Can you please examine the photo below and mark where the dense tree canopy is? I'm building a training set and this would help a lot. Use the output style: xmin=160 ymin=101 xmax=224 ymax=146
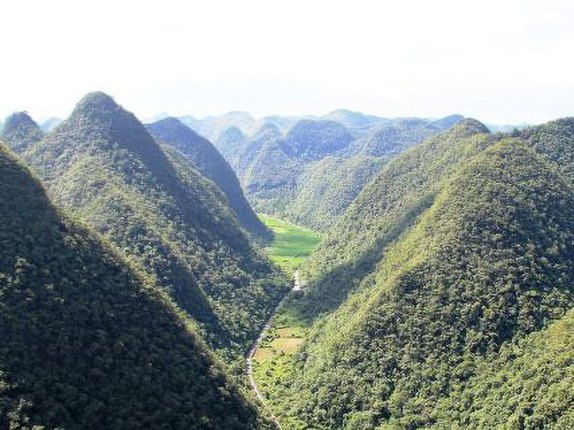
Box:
xmin=0 ymin=144 xmax=275 ymax=430
xmin=254 ymin=120 xmax=574 ymax=429
xmin=22 ymin=92 xmax=289 ymax=358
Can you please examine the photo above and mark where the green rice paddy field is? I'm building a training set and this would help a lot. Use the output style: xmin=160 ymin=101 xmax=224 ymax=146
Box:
xmin=259 ymin=214 xmax=322 ymax=273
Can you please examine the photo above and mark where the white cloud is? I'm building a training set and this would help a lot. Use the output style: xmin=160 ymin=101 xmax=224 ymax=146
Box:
xmin=1 ymin=0 xmax=573 ymax=124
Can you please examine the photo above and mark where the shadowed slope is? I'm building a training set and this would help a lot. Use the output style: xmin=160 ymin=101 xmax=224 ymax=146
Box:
xmin=0 ymin=145 xmax=274 ymax=430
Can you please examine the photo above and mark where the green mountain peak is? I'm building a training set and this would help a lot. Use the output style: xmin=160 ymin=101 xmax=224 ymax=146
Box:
xmin=1 ymin=111 xmax=43 ymax=153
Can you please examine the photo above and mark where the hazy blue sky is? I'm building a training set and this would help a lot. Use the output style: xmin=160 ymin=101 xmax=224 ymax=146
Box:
xmin=2 ymin=0 xmax=573 ymax=124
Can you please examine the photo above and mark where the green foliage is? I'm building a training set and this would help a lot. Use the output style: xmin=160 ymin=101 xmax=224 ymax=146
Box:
xmin=240 ymin=129 xmax=304 ymax=216
xmin=283 ymin=155 xmax=388 ymax=231
xmin=256 ymin=122 xmax=574 ymax=429
xmin=284 ymin=120 xmax=354 ymax=161
xmin=1 ymin=112 xmax=43 ymax=153
xmin=22 ymin=92 xmax=289 ymax=357
xmin=429 ymin=309 xmax=574 ymax=429
xmin=303 ymin=119 xmax=494 ymax=316
xmin=281 ymin=119 xmax=448 ymax=231
xmin=518 ymin=117 xmax=574 ymax=181
xmin=217 ymin=126 xmax=248 ymax=166
xmin=147 ymin=118 xmax=272 ymax=242
xmin=0 ymin=145 xmax=273 ymax=429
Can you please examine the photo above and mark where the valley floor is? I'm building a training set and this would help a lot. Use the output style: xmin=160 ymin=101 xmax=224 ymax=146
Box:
xmin=259 ymin=214 xmax=321 ymax=273
xmin=246 ymin=216 xmax=321 ymax=428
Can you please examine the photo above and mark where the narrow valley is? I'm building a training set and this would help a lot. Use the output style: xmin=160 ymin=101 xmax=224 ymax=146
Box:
xmin=245 ymin=216 xmax=321 ymax=427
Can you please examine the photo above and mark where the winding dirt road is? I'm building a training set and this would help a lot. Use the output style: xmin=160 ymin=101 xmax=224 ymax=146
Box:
xmin=245 ymin=270 xmax=302 ymax=429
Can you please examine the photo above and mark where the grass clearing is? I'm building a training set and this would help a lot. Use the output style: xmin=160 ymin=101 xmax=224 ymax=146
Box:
xmin=259 ymin=214 xmax=321 ymax=273
xmin=253 ymin=347 xmax=273 ymax=361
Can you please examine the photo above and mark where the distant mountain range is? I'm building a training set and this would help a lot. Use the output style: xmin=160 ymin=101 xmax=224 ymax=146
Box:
xmin=139 ymin=109 xmax=528 ymax=232
xmin=141 ymin=109 xmax=529 ymax=143
xmin=210 ymin=114 xmax=468 ymax=231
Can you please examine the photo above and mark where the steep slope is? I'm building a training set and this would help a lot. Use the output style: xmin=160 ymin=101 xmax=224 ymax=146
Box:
xmin=1 ymin=112 xmax=43 ymax=153
xmin=282 ymin=154 xmax=387 ymax=231
xmin=272 ymin=139 xmax=574 ymax=429
xmin=147 ymin=117 xmax=271 ymax=241
xmin=23 ymin=92 xmax=288 ymax=357
xmin=241 ymin=139 xmax=304 ymax=215
xmin=0 ymin=145 xmax=274 ymax=430
xmin=303 ymin=119 xmax=493 ymax=312
xmin=216 ymin=126 xmax=248 ymax=168
xmin=518 ymin=117 xmax=574 ymax=181
xmin=430 ymin=308 xmax=574 ymax=430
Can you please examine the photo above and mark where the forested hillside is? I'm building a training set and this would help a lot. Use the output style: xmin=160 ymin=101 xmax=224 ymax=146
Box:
xmin=518 ymin=117 xmax=574 ymax=181
xmin=1 ymin=112 xmax=43 ymax=153
xmin=0 ymin=145 xmax=275 ymax=430
xmin=147 ymin=117 xmax=271 ymax=241
xmin=5 ymin=91 xmax=572 ymax=430
xmin=429 ymin=307 xmax=574 ymax=429
xmin=259 ymin=134 xmax=574 ymax=429
xmin=304 ymin=119 xmax=493 ymax=310
xmin=22 ymin=92 xmax=289 ymax=358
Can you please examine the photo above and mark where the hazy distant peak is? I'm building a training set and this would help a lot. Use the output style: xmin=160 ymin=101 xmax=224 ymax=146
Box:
xmin=322 ymin=109 xmax=388 ymax=130
xmin=432 ymin=114 xmax=465 ymax=130
xmin=287 ymin=119 xmax=351 ymax=137
xmin=253 ymin=122 xmax=281 ymax=139
xmin=219 ymin=126 xmax=245 ymax=141
xmin=1 ymin=111 xmax=43 ymax=153
xmin=41 ymin=117 xmax=63 ymax=132
xmin=222 ymin=110 xmax=254 ymax=120
xmin=256 ymin=121 xmax=281 ymax=134
xmin=143 ymin=111 xmax=172 ymax=123
xmin=325 ymin=108 xmax=367 ymax=119
xmin=395 ymin=117 xmax=429 ymax=128
xmin=150 ymin=116 xmax=187 ymax=130
xmin=453 ymin=118 xmax=490 ymax=135
xmin=3 ymin=111 xmax=40 ymax=132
